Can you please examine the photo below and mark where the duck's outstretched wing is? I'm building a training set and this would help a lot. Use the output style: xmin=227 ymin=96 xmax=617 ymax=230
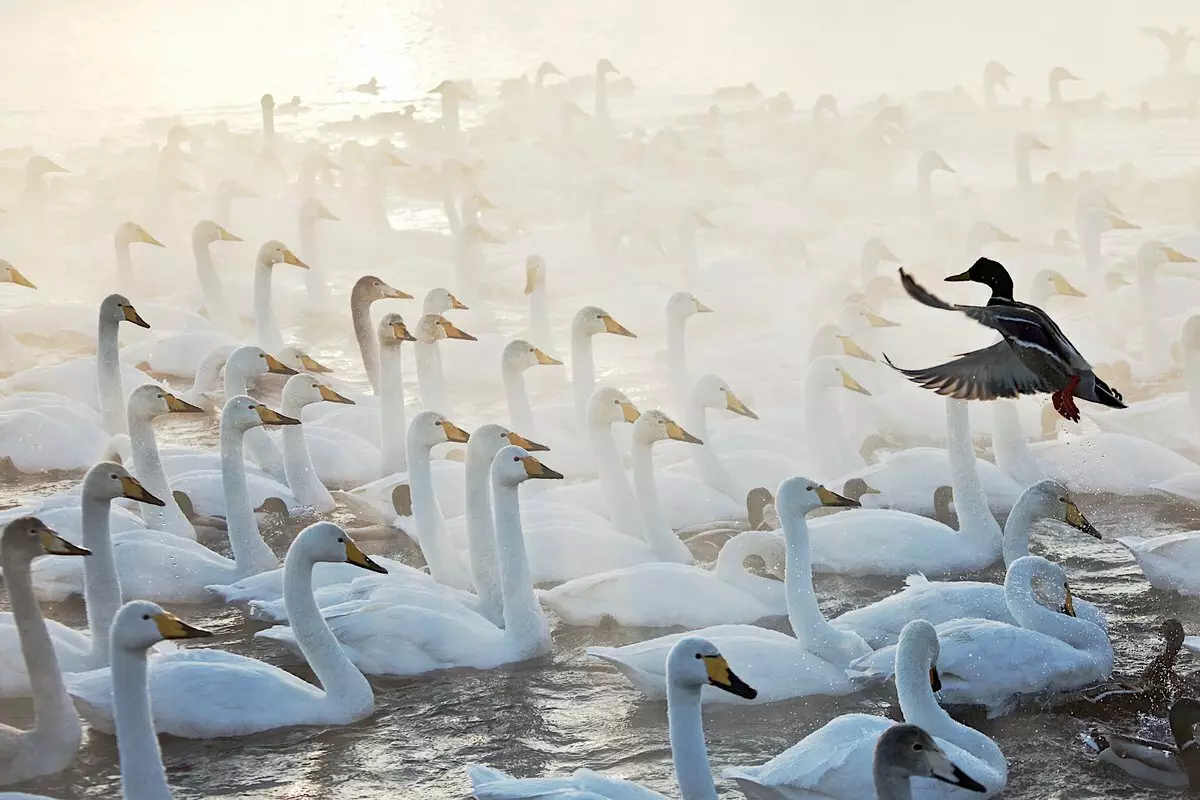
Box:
xmin=883 ymin=342 xmax=1057 ymax=400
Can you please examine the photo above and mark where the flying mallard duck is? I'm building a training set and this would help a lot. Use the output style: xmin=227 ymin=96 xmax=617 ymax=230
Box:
xmin=885 ymin=257 xmax=1126 ymax=422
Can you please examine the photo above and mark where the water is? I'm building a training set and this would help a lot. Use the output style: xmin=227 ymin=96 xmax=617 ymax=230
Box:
xmin=2 ymin=1 xmax=1200 ymax=797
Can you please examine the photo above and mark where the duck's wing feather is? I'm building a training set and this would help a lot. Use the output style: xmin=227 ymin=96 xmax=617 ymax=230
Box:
xmin=884 ymin=342 xmax=1058 ymax=400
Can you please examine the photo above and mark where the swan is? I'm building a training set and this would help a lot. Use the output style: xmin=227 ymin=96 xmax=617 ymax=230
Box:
xmin=378 ymin=313 xmax=416 ymax=474
xmin=259 ymin=446 xmax=562 ymax=676
xmin=523 ymin=254 xmax=555 ymax=352
xmin=851 ymin=556 xmax=1113 ymax=716
xmin=0 ymin=517 xmax=90 ymax=785
xmin=350 ymin=275 xmax=413 ymax=393
xmin=916 ymin=150 xmax=955 ymax=219
xmin=253 ymin=240 xmax=309 ymax=354
xmin=214 ymin=178 xmax=256 ymax=226
xmin=1014 ymin=133 xmax=1051 ymax=190
xmin=221 ymin=344 xmax=299 ymax=483
xmin=569 ymin=305 xmax=637 ymax=425
xmin=414 ymin=312 xmax=477 ymax=414
xmin=66 ymin=522 xmax=384 ymax=737
xmin=190 ymin=219 xmax=242 ymax=331
xmin=804 ymin=399 xmax=1004 ymax=577
xmin=114 ymin=221 xmax=165 ymax=289
xmin=593 ymin=58 xmax=620 ymax=127
xmin=297 ymin=198 xmax=340 ymax=304
xmin=501 ymin=338 xmax=562 ymax=438
xmin=666 ymin=291 xmax=713 ymax=410
xmin=722 ymin=619 xmax=1007 ymax=799
xmin=467 ymin=636 xmax=757 ymax=800
xmin=586 ymin=476 xmax=870 ymax=704
xmin=124 ymin=384 xmax=204 ymax=539
xmin=831 ymin=479 xmax=1106 ymax=648
xmin=1115 ymin=522 xmax=1200 ymax=595
xmin=983 ymin=60 xmax=1013 ymax=109
xmin=278 ymin=373 xmax=356 ymax=512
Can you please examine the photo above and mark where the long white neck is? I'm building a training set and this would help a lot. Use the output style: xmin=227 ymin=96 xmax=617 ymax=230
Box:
xmin=254 ymin=261 xmax=284 ymax=353
xmin=491 ymin=476 xmax=551 ymax=655
xmin=685 ymin=400 xmax=736 ymax=499
xmin=805 ymin=379 xmax=863 ymax=478
xmin=352 ymin=295 xmax=380 ymax=393
xmin=1000 ymin=491 xmax=1044 ymax=567
xmin=590 ymin=421 xmax=643 ymax=536
xmin=464 ymin=445 xmax=504 ymax=627
xmin=192 ymin=238 xmax=229 ymax=330
xmin=98 ymin=316 xmax=126 ymax=434
xmin=406 ymin=441 xmax=468 ymax=588
xmin=221 ymin=422 xmax=278 ymax=575
xmin=281 ymin=398 xmax=333 ymax=511
xmin=128 ymin=411 xmax=195 ymax=539
xmin=778 ymin=503 xmax=859 ymax=662
xmin=115 ymin=240 xmax=134 ymax=289
xmin=945 ymin=399 xmax=1002 ymax=545
xmin=442 ymin=186 xmax=463 ymax=237
xmin=630 ymin=436 xmax=693 ymax=563
xmin=503 ymin=364 xmax=536 ymax=438
xmin=298 ymin=219 xmax=327 ymax=304
xmin=80 ymin=494 xmax=122 ymax=665
xmin=667 ymin=314 xmax=689 ymax=411
xmin=666 ymin=680 xmax=716 ymax=800
xmin=415 ymin=340 xmax=450 ymax=414
xmin=283 ymin=543 xmax=375 ymax=716
xmin=984 ymin=76 xmax=1000 ymax=110
xmin=191 ymin=346 xmax=233 ymax=400
xmin=1006 ymin=561 xmax=1113 ymax=677
xmin=529 ymin=284 xmax=554 ymax=350
xmin=571 ymin=331 xmax=596 ymax=426
xmin=712 ymin=531 xmax=786 ymax=606
xmin=112 ymin=643 xmax=171 ymax=800
xmin=1137 ymin=261 xmax=1169 ymax=374
xmin=917 ymin=167 xmax=934 ymax=219
xmin=4 ymin=549 xmax=81 ymax=756
xmin=595 ymin=69 xmax=610 ymax=124
xmin=379 ymin=344 xmax=409 ymax=474
xmin=1015 ymin=146 xmax=1034 ymax=190
xmin=224 ymin=365 xmax=287 ymax=483
xmin=990 ymin=401 xmax=1045 ymax=486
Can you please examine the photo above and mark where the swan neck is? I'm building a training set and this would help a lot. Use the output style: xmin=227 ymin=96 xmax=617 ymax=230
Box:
xmin=254 ymin=262 xmax=282 ymax=353
xmin=352 ymin=292 xmax=380 ymax=393
xmin=379 ymin=343 xmax=409 ymax=474
xmin=805 ymin=377 xmax=862 ymax=476
xmin=406 ymin=441 xmax=463 ymax=585
xmin=115 ymin=240 xmax=133 ymax=288
xmin=221 ymin=422 xmax=277 ymax=574
xmin=666 ymin=680 xmax=717 ymax=800
xmin=112 ymin=645 xmax=172 ymax=800
xmin=129 ymin=411 xmax=192 ymax=538
xmin=492 ymin=477 xmax=550 ymax=648
xmin=631 ymin=438 xmax=691 ymax=562
xmin=465 ymin=447 xmax=504 ymax=625
xmin=687 ymin=403 xmax=735 ymax=498
xmin=81 ymin=494 xmax=121 ymax=662
xmin=414 ymin=340 xmax=448 ymax=413
xmin=990 ymin=401 xmax=1043 ymax=486
xmin=666 ymin=315 xmax=688 ymax=409
xmin=1015 ymin=147 xmax=1032 ymax=190
xmin=945 ymin=399 xmax=1001 ymax=543
xmin=97 ymin=315 xmax=126 ymax=434
xmin=571 ymin=328 xmax=596 ymax=425
xmin=529 ymin=284 xmax=553 ymax=347
xmin=590 ymin=422 xmax=642 ymax=537
xmin=503 ymin=364 xmax=536 ymax=437
xmin=192 ymin=238 xmax=226 ymax=323
xmin=779 ymin=505 xmax=840 ymax=653
xmin=281 ymin=396 xmax=332 ymax=511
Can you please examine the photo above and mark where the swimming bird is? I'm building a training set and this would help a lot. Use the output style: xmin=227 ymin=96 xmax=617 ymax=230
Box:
xmin=886 ymin=258 xmax=1126 ymax=421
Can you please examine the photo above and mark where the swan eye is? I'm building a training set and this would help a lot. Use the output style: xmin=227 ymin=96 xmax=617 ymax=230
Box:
xmin=513 ymin=456 xmax=520 ymax=462
xmin=337 ymin=537 xmax=344 ymax=543
xmin=110 ymin=473 xmax=118 ymax=479
xmin=912 ymin=743 xmax=923 ymax=751
xmin=807 ymin=485 xmax=814 ymax=491
xmin=694 ymin=653 xmax=702 ymax=659
xmin=435 ymin=421 xmax=442 ymax=426
xmin=142 ymin=614 xmax=150 ymax=620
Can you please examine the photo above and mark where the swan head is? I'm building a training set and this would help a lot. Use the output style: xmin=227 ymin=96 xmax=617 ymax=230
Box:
xmin=221 ymin=395 xmax=299 ymax=432
xmin=1050 ymin=66 xmax=1082 ymax=85
xmin=257 ymin=240 xmax=308 ymax=269
xmin=1138 ymin=240 xmax=1197 ymax=271
xmin=1032 ymin=269 xmax=1086 ymax=299
xmin=418 ymin=313 xmax=477 ymax=343
xmin=0 ymin=260 xmax=35 ymax=289
xmin=1 ymin=516 xmax=90 ymax=561
xmin=537 ymin=62 xmax=564 ymax=78
xmin=808 ymin=356 xmax=871 ymax=396
xmin=1015 ymin=133 xmax=1052 ymax=156
xmin=101 ymin=294 xmax=150 ymax=328
xmin=26 ymin=154 xmax=68 ymax=178
xmin=127 ymin=384 xmax=204 ymax=422
xmin=777 ymin=476 xmax=861 ymax=517
xmin=502 ymin=338 xmax=562 ymax=372
xmin=596 ymin=58 xmax=620 ymax=76
xmin=524 ymin=255 xmax=546 ymax=295
xmin=378 ymin=313 xmax=417 ymax=347
xmin=471 ymin=424 xmax=550 ymax=466
xmin=984 ymin=60 xmax=1014 ymax=89
xmin=300 ymin=198 xmax=340 ymax=224
xmin=192 ymin=219 xmax=243 ymax=246
xmin=277 ymin=346 xmax=332 ymax=374
xmin=1020 ymin=480 xmax=1101 ymax=538
xmin=918 ymin=150 xmax=955 ymax=175
xmin=409 ymin=411 xmax=470 ymax=449
xmin=228 ymin=345 xmax=297 ymax=379
xmin=666 ymin=636 xmax=757 ymax=700
xmin=112 ymin=600 xmax=212 ymax=653
xmin=354 ymin=275 xmax=413 ymax=303
xmin=492 ymin=445 xmax=564 ymax=487
xmin=897 ymin=619 xmax=941 ymax=691
xmin=292 ymin=521 xmax=387 ymax=574
xmin=689 ymin=374 xmax=758 ymax=420
xmin=876 ymin=725 xmax=988 ymax=794
xmin=633 ymin=409 xmax=703 ymax=446
xmin=667 ymin=291 xmax=714 ymax=322
xmin=424 ymin=287 xmax=468 ymax=314
xmin=1005 ymin=555 xmax=1074 ymax=613
xmin=573 ymin=306 xmax=636 ymax=339
xmin=282 ymin=373 xmax=354 ymax=409
xmin=587 ymin=386 xmax=640 ymax=428
xmin=429 ymin=79 xmax=470 ymax=99
xmin=812 ymin=93 xmax=840 ymax=123
xmin=83 ymin=461 xmax=165 ymax=507
xmin=116 ymin=221 xmax=165 ymax=249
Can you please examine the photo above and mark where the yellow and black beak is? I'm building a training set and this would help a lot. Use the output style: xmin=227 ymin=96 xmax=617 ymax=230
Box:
xmin=390 ymin=321 xmax=417 ymax=342
xmin=601 ymin=314 xmax=637 ymax=338
xmin=282 ymin=249 xmax=310 ymax=269
xmin=839 ymin=369 xmax=872 ymax=396
xmin=944 ymin=269 xmax=973 ymax=282
xmin=703 ymin=654 xmax=758 ymax=700
xmin=816 ymin=485 xmax=861 ymax=508
xmin=862 ymin=310 xmax=899 ymax=328
xmin=508 ymin=432 xmax=550 ymax=452
xmin=254 ymin=405 xmax=301 ymax=426
xmin=442 ymin=420 xmax=471 ymax=443
xmin=1064 ymin=500 xmax=1101 ymax=539
xmin=298 ymin=353 xmax=333 ymax=374
xmin=1165 ymin=246 xmax=1198 ymax=264
xmin=476 ymin=194 xmax=499 ymax=211
xmin=449 ymin=293 xmax=469 ymax=310
xmin=164 ymin=393 xmax=204 ymax=413
xmin=620 ymin=401 xmax=641 ymax=424
xmin=665 ymin=419 xmax=703 ymax=445
xmin=37 ymin=526 xmax=91 ymax=557
xmin=388 ymin=154 xmax=409 ymax=168
xmin=442 ymin=320 xmax=478 ymax=341
xmin=1108 ymin=214 xmax=1139 ymax=231
xmin=122 ymin=304 xmax=151 ymax=328
xmin=153 ymin=611 xmax=213 ymax=640
xmin=1062 ymin=583 xmax=1077 ymax=617
xmin=264 ymin=353 xmax=298 ymax=375
xmin=533 ymin=347 xmax=562 ymax=366
xmin=119 ymin=475 xmax=166 ymax=507
xmin=929 ymin=664 xmax=942 ymax=692
xmin=836 ymin=335 xmax=876 ymax=362
xmin=317 ymin=384 xmax=355 ymax=405
xmin=345 ymin=537 xmax=388 ymax=574
xmin=218 ymin=226 xmax=244 ymax=243
xmin=521 ymin=455 xmax=564 ymax=480
xmin=725 ymin=390 xmax=758 ymax=420
xmin=139 ymin=229 xmax=166 ymax=247
xmin=1051 ymin=274 xmax=1087 ymax=297
xmin=8 ymin=266 xmax=35 ymax=289
xmin=694 ymin=298 xmax=714 ymax=313
xmin=317 ymin=204 xmax=341 ymax=222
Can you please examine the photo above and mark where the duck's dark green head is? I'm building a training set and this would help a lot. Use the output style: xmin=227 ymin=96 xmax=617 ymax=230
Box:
xmin=946 ymin=257 xmax=1015 ymax=301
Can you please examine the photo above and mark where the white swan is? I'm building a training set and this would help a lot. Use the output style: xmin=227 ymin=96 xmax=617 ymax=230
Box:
xmin=1116 ymin=523 xmax=1200 ymax=596
xmin=586 ymin=476 xmax=870 ymax=705
xmin=832 ymin=479 xmax=1106 ymax=647
xmin=851 ymin=556 xmax=1113 ymax=716
xmin=378 ymin=313 xmax=415 ymax=474
xmin=523 ymin=254 xmax=555 ymax=352
xmin=350 ymin=275 xmax=413 ymax=393
xmin=467 ymin=636 xmax=757 ymax=800
xmin=259 ymin=446 xmax=562 ymax=676
xmin=502 ymin=338 xmax=562 ymax=439
xmin=722 ymin=619 xmax=1007 ymax=799
xmin=0 ymin=517 xmax=90 ymax=785
xmin=190 ymin=219 xmax=242 ymax=331
xmin=222 ymin=344 xmax=299 ymax=483
xmin=414 ymin=312 xmax=477 ymax=414
xmin=666 ymin=291 xmax=713 ymax=410
xmin=125 ymin=384 xmax=205 ymax=539
xmin=66 ymin=522 xmax=383 ymax=737
xmin=253 ymin=240 xmax=308 ymax=354
xmin=297 ymin=198 xmax=341 ymax=304
xmin=569 ymin=305 xmax=637 ymax=425
xmin=278 ymin=373 xmax=356 ymax=512
xmin=114 ymin=221 xmax=165 ymax=289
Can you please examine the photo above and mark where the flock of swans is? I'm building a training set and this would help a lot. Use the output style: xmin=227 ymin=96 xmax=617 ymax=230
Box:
xmin=4 ymin=24 xmax=1200 ymax=800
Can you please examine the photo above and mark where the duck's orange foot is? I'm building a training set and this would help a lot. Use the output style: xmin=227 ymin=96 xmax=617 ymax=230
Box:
xmin=1052 ymin=375 xmax=1082 ymax=423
